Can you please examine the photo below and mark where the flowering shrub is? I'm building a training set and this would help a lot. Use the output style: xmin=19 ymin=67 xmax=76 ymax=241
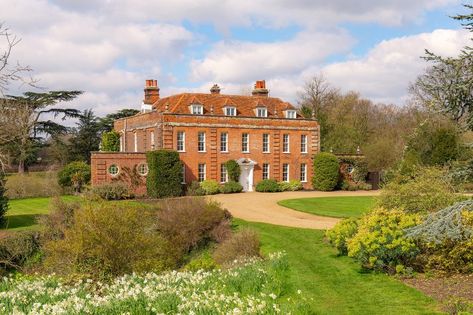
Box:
xmin=347 ymin=208 xmax=421 ymax=273
xmin=0 ymin=253 xmax=300 ymax=314
xmin=325 ymin=218 xmax=358 ymax=255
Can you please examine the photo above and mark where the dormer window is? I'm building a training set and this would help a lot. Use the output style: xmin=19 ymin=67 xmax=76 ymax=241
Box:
xmin=224 ymin=106 xmax=236 ymax=116
xmin=256 ymin=107 xmax=267 ymax=118
xmin=285 ymin=110 xmax=297 ymax=119
xmin=191 ymin=104 xmax=203 ymax=115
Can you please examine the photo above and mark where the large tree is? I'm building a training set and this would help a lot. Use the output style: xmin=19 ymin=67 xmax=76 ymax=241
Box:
xmin=4 ymin=91 xmax=82 ymax=173
xmin=411 ymin=4 xmax=473 ymax=129
xmin=69 ymin=109 xmax=101 ymax=163
xmin=99 ymin=108 xmax=139 ymax=132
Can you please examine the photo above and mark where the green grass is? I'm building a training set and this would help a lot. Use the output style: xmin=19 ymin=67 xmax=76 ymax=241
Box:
xmin=278 ymin=196 xmax=376 ymax=218
xmin=5 ymin=196 xmax=79 ymax=231
xmin=237 ymin=219 xmax=439 ymax=314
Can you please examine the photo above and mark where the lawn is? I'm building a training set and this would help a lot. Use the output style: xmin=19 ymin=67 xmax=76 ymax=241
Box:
xmin=4 ymin=196 xmax=79 ymax=231
xmin=278 ymin=196 xmax=376 ymax=218
xmin=237 ymin=219 xmax=439 ymax=314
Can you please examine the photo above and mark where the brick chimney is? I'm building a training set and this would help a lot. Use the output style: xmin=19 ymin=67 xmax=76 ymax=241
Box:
xmin=252 ymin=80 xmax=269 ymax=97
xmin=144 ymin=79 xmax=160 ymax=104
xmin=210 ymin=84 xmax=221 ymax=94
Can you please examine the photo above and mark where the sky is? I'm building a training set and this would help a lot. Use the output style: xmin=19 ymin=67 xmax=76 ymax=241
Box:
xmin=0 ymin=0 xmax=471 ymax=116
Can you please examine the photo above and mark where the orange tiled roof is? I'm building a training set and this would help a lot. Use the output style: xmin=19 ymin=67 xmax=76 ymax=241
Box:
xmin=152 ymin=93 xmax=298 ymax=118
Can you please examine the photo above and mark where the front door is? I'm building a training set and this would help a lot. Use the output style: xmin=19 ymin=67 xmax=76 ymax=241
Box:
xmin=239 ymin=167 xmax=250 ymax=192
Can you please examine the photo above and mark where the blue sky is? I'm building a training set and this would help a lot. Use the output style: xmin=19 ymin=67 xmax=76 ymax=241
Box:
xmin=0 ymin=0 xmax=471 ymax=115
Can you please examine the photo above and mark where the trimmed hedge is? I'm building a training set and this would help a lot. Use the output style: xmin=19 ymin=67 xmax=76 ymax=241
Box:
xmin=220 ymin=181 xmax=243 ymax=194
xmin=255 ymin=179 xmax=280 ymax=192
xmin=146 ymin=150 xmax=183 ymax=198
xmin=200 ymin=180 xmax=220 ymax=195
xmin=101 ymin=131 xmax=120 ymax=152
xmin=312 ymin=152 xmax=340 ymax=191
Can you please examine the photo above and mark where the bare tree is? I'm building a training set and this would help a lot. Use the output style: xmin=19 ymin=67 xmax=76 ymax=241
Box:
xmin=297 ymin=73 xmax=339 ymax=119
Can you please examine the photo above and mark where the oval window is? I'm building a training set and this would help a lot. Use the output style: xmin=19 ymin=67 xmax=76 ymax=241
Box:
xmin=346 ymin=164 xmax=354 ymax=174
xmin=138 ymin=163 xmax=148 ymax=176
xmin=108 ymin=164 xmax=120 ymax=176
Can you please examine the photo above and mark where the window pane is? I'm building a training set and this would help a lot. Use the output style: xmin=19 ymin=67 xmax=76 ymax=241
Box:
xmin=198 ymin=132 xmax=206 ymax=152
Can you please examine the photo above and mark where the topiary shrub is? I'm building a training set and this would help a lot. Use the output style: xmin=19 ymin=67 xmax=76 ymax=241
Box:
xmin=101 ymin=131 xmax=120 ymax=152
xmin=312 ymin=152 xmax=340 ymax=191
xmin=325 ymin=217 xmax=359 ymax=256
xmin=146 ymin=150 xmax=182 ymax=198
xmin=225 ymin=160 xmax=241 ymax=182
xmin=213 ymin=229 xmax=261 ymax=266
xmin=186 ymin=181 xmax=206 ymax=196
xmin=220 ymin=181 xmax=243 ymax=194
xmin=90 ymin=182 xmax=132 ymax=200
xmin=0 ymin=170 xmax=8 ymax=227
xmin=255 ymin=179 xmax=280 ymax=192
xmin=200 ymin=180 xmax=220 ymax=195
xmin=57 ymin=161 xmax=91 ymax=193
xmin=347 ymin=208 xmax=421 ymax=274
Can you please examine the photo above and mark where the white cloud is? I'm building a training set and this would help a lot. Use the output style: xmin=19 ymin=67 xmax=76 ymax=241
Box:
xmin=322 ymin=29 xmax=470 ymax=104
xmin=190 ymin=30 xmax=355 ymax=83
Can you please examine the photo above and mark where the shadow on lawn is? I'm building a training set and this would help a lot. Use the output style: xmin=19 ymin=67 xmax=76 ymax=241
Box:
xmin=5 ymin=214 xmax=42 ymax=230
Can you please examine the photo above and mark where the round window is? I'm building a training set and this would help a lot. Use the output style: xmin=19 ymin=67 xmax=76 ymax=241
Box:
xmin=346 ymin=164 xmax=355 ymax=174
xmin=108 ymin=164 xmax=120 ymax=176
xmin=138 ymin=163 xmax=149 ymax=176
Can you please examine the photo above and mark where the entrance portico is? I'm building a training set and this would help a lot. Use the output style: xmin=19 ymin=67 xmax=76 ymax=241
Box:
xmin=237 ymin=158 xmax=257 ymax=192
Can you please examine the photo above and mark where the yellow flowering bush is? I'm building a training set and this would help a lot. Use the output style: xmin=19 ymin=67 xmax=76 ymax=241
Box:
xmin=325 ymin=217 xmax=358 ymax=255
xmin=347 ymin=208 xmax=422 ymax=273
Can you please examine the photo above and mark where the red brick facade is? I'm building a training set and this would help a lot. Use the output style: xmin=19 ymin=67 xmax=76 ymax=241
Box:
xmin=91 ymin=80 xmax=320 ymax=195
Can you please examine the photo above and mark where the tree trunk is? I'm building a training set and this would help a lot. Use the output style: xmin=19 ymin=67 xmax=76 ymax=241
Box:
xmin=18 ymin=160 xmax=25 ymax=174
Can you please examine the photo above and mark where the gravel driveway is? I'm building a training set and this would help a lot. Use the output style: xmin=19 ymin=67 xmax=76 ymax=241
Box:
xmin=210 ymin=190 xmax=379 ymax=230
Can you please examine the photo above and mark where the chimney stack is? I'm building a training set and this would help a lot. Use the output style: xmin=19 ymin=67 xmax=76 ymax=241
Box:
xmin=210 ymin=84 xmax=221 ymax=94
xmin=144 ymin=79 xmax=160 ymax=104
xmin=252 ymin=80 xmax=269 ymax=97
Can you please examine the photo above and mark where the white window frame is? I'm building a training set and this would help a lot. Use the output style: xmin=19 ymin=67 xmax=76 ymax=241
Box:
xmin=262 ymin=133 xmax=270 ymax=153
xmin=220 ymin=132 xmax=228 ymax=152
xmin=256 ymin=107 xmax=268 ymax=118
xmin=262 ymin=163 xmax=270 ymax=180
xmin=242 ymin=133 xmax=250 ymax=153
xmin=198 ymin=163 xmax=206 ymax=182
xmin=301 ymin=134 xmax=308 ymax=153
xmin=181 ymin=165 xmax=186 ymax=184
xmin=150 ymin=131 xmax=155 ymax=149
xmin=283 ymin=134 xmax=290 ymax=153
xmin=224 ymin=107 xmax=236 ymax=116
xmin=108 ymin=164 xmax=120 ymax=177
xmin=198 ymin=132 xmax=206 ymax=152
xmin=285 ymin=110 xmax=297 ymax=119
xmin=220 ymin=164 xmax=228 ymax=183
xmin=191 ymin=104 xmax=203 ymax=115
xmin=177 ymin=131 xmax=185 ymax=152
xmin=134 ymin=132 xmax=138 ymax=152
xmin=137 ymin=163 xmax=149 ymax=176
xmin=282 ymin=163 xmax=289 ymax=182
xmin=300 ymin=163 xmax=307 ymax=182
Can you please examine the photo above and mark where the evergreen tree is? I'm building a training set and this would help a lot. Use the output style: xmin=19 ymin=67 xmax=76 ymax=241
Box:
xmin=69 ymin=109 xmax=101 ymax=163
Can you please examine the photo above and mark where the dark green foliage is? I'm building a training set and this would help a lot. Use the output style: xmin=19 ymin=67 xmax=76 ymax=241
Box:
xmin=146 ymin=150 xmax=182 ymax=198
xmin=99 ymin=109 xmax=139 ymax=132
xmin=69 ymin=109 xmax=101 ymax=163
xmin=255 ymin=179 xmax=280 ymax=192
xmin=0 ymin=170 xmax=8 ymax=227
xmin=101 ymin=131 xmax=120 ymax=152
xmin=312 ymin=152 xmax=340 ymax=191
xmin=220 ymin=181 xmax=243 ymax=194
xmin=186 ymin=181 xmax=206 ymax=196
xmin=225 ymin=160 xmax=241 ymax=182
xmin=57 ymin=161 xmax=91 ymax=193
xmin=405 ymin=120 xmax=461 ymax=166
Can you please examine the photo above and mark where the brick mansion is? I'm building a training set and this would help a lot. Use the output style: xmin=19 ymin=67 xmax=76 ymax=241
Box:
xmin=91 ymin=80 xmax=320 ymax=194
